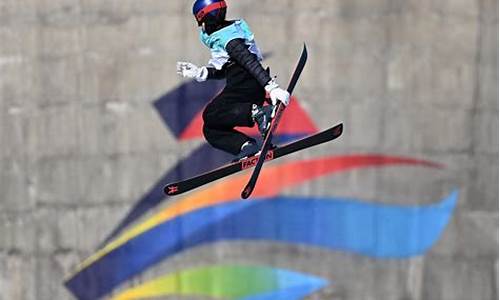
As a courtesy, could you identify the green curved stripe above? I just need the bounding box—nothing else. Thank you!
[112,265,327,300]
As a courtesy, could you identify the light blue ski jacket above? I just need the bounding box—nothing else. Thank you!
[200,19,263,70]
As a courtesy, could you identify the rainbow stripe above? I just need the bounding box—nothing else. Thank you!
[65,154,452,300]
[112,265,327,300]
[65,191,457,299]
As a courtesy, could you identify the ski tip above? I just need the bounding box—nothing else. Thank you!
[302,43,308,59]
[241,185,254,199]
[334,123,343,136]
[164,184,180,196]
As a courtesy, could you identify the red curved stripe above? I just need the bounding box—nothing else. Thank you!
[246,154,443,198]
[172,154,444,217]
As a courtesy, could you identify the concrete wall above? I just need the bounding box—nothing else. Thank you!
[0,0,497,299]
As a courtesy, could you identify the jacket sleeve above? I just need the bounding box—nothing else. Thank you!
[225,38,271,87]
[206,67,226,80]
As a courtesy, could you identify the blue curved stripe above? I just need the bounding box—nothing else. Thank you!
[153,80,225,138]
[65,191,458,299]
[239,270,328,300]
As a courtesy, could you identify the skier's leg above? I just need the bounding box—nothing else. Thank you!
[202,91,259,155]
[201,66,267,157]
[202,124,254,155]
[203,97,254,128]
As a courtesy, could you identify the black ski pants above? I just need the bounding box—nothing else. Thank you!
[202,64,266,155]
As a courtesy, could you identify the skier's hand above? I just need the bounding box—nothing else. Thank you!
[265,79,290,106]
[176,62,208,82]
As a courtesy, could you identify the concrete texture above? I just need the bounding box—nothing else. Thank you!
[0,0,497,299]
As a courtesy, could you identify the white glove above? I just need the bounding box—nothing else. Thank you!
[265,79,290,106]
[176,62,208,82]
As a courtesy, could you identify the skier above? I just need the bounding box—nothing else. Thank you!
[177,0,291,161]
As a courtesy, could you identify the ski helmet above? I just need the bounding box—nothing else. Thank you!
[192,0,227,26]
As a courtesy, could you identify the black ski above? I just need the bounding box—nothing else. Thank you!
[164,123,343,196]
[241,44,308,199]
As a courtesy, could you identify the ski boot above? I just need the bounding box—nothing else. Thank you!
[252,104,276,137]
[233,140,260,162]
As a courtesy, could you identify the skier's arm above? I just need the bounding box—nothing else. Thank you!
[225,38,271,86]
[177,62,226,81]
[226,39,290,106]
[177,62,208,82]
